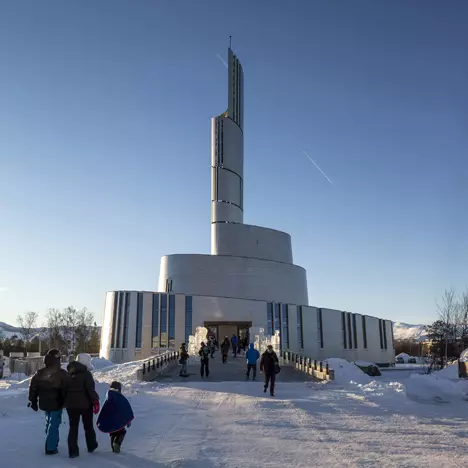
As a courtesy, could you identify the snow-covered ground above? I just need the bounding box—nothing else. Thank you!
[2,358,468,467]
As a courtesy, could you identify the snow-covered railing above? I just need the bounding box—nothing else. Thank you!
[137,350,180,381]
[280,351,334,381]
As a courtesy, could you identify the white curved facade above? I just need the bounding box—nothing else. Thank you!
[158,254,308,305]
[211,223,293,264]
[100,45,395,366]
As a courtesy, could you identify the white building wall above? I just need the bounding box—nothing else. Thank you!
[100,292,115,359]
[159,254,308,305]
[101,291,395,366]
[212,223,293,264]
[191,295,266,328]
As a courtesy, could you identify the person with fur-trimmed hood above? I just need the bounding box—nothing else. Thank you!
[64,353,100,458]
[96,381,134,453]
[28,353,68,455]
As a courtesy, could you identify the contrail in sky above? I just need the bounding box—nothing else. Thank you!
[301,149,334,185]
[216,53,228,69]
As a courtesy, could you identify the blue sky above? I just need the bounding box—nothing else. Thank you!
[1,0,467,327]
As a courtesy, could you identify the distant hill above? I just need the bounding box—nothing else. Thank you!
[393,322,427,342]
[0,322,24,339]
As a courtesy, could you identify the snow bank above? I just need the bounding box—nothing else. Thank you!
[326,358,371,386]
[434,361,459,379]
[91,357,113,370]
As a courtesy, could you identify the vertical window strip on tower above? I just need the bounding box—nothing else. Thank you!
[274,303,281,349]
[347,313,353,349]
[185,296,193,343]
[352,314,358,349]
[342,311,347,349]
[116,292,123,348]
[168,294,176,349]
[318,308,324,348]
[135,293,143,348]
[378,319,384,349]
[122,292,130,348]
[160,294,167,348]
[267,303,274,336]
[111,292,119,348]
[362,316,368,349]
[152,294,159,349]
[282,304,289,349]
[297,306,304,349]
[383,320,388,350]
[220,120,224,166]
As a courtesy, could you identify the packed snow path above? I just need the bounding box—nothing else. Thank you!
[155,352,315,383]
[2,364,468,467]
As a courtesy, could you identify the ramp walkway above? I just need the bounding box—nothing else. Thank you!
[153,351,316,383]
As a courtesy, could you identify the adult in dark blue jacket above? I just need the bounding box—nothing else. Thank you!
[245,343,260,380]
[231,334,238,357]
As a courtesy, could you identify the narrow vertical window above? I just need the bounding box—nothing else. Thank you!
[362,316,368,349]
[122,292,130,348]
[342,312,347,349]
[347,313,352,349]
[168,294,176,349]
[352,314,358,349]
[378,319,384,349]
[390,321,394,349]
[185,296,193,343]
[111,292,119,348]
[152,294,159,349]
[135,293,143,348]
[160,294,167,348]
[274,303,281,348]
[282,304,289,349]
[267,303,273,336]
[116,292,123,348]
[318,308,324,348]
[383,320,388,350]
[297,306,304,349]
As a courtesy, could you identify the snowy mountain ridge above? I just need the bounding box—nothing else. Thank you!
[393,322,427,342]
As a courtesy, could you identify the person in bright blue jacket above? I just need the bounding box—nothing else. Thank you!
[245,343,260,380]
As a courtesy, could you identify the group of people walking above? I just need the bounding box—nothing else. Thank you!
[28,349,134,457]
[179,337,280,396]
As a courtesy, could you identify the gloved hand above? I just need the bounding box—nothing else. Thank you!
[93,401,100,415]
[28,401,38,412]
[127,422,131,428]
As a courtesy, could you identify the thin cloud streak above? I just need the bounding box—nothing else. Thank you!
[216,53,228,69]
[301,149,334,185]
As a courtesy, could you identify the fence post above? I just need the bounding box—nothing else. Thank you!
[142,363,146,375]
[152,359,155,370]
[319,361,323,373]
[325,362,329,375]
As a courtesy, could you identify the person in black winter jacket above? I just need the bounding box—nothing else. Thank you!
[28,353,68,455]
[260,345,279,396]
[64,353,100,459]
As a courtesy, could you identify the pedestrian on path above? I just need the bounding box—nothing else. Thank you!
[96,381,134,454]
[231,334,238,357]
[221,337,230,363]
[260,345,280,396]
[64,353,100,458]
[199,342,210,377]
[245,343,260,380]
[28,353,68,455]
[179,343,189,377]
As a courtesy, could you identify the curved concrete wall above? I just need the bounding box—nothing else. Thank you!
[158,254,308,305]
[211,116,244,226]
[211,223,293,264]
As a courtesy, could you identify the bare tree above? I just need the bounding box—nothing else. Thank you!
[45,308,66,353]
[75,308,95,353]
[62,306,80,355]
[457,290,468,350]
[17,311,39,351]
[437,288,458,366]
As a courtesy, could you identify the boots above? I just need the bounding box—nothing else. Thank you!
[111,430,126,453]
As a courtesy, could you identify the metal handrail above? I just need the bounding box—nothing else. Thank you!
[141,350,179,376]
[280,350,332,376]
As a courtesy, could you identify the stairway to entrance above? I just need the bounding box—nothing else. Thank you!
[153,351,317,383]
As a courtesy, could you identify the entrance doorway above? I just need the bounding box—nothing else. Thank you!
[204,321,252,347]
